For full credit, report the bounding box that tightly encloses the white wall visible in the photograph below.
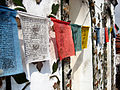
[0,0,116,90]
[69,0,116,90]
[116,55,120,65]
[10,0,62,90]
[69,0,93,90]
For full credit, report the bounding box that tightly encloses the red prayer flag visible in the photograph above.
[105,27,109,42]
[50,17,75,60]
[114,24,118,33]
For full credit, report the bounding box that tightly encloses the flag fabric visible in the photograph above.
[81,26,89,49]
[110,27,112,32]
[95,28,100,46]
[70,24,82,51]
[114,24,119,33]
[108,27,110,40]
[100,28,105,45]
[105,27,109,42]
[49,27,58,61]
[112,26,116,38]
[50,17,75,60]
[19,12,50,63]
[0,6,23,77]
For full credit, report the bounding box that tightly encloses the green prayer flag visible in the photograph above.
[71,24,82,52]
[108,27,110,40]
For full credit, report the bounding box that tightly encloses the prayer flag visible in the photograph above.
[19,12,50,63]
[115,24,119,33]
[112,26,116,38]
[81,26,89,49]
[71,24,82,51]
[0,6,23,77]
[110,27,112,32]
[105,27,109,42]
[100,28,105,45]
[50,17,75,60]
[108,27,110,40]
[49,28,58,61]
[95,28,100,46]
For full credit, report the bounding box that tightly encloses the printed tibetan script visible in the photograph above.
[81,26,89,49]
[71,24,82,51]
[19,12,50,63]
[0,6,23,77]
[50,17,75,60]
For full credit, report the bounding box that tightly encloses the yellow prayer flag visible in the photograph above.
[81,26,89,49]
[110,27,112,32]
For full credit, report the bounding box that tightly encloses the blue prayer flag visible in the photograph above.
[0,6,23,77]
[71,24,82,52]
[95,28,100,46]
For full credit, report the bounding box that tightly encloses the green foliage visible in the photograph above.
[51,4,59,15]
[12,73,28,84]
[12,0,24,8]
[0,0,26,12]
[0,0,7,6]
[52,60,59,74]
[12,0,26,12]
[15,7,26,12]
[47,15,56,18]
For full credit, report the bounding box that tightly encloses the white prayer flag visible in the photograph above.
[100,28,105,45]
[19,12,50,64]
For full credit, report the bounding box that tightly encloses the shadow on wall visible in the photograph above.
[72,50,84,79]
[69,0,82,24]
[70,0,90,25]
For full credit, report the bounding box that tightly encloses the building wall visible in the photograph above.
[0,0,117,90]
[116,55,120,65]
[69,0,93,90]
[69,0,116,90]
[11,0,62,90]
[115,0,120,31]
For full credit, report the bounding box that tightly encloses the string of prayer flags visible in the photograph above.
[95,28,100,46]
[50,17,75,60]
[81,26,89,49]
[105,27,109,43]
[112,26,116,38]
[0,6,23,77]
[70,24,82,51]
[19,12,50,63]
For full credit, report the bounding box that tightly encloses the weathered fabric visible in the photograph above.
[112,26,117,38]
[0,6,23,77]
[114,24,119,33]
[81,26,89,49]
[19,12,50,63]
[110,27,112,32]
[100,28,105,45]
[50,17,75,60]
[49,27,58,61]
[71,24,82,52]
[108,27,110,40]
[95,28,100,46]
[105,27,109,42]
